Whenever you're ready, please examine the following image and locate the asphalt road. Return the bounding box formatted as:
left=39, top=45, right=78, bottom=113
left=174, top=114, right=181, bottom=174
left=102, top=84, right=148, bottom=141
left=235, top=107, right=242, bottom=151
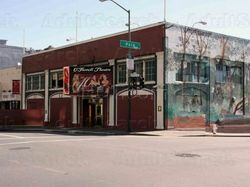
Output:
left=0, top=132, right=250, bottom=187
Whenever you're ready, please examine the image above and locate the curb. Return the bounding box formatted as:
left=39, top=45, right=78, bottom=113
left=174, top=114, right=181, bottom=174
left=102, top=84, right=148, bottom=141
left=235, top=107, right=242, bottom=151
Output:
left=2, top=128, right=250, bottom=137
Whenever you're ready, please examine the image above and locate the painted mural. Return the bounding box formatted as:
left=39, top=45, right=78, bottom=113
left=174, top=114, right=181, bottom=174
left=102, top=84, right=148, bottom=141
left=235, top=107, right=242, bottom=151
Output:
left=165, top=23, right=250, bottom=127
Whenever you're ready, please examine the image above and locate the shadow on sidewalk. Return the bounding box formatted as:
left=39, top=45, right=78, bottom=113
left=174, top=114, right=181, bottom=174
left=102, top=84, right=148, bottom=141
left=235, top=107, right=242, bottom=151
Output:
left=0, top=126, right=161, bottom=137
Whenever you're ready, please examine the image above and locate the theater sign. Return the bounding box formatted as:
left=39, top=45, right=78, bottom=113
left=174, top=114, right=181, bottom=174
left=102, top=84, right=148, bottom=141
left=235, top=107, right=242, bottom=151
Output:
left=63, top=66, right=113, bottom=96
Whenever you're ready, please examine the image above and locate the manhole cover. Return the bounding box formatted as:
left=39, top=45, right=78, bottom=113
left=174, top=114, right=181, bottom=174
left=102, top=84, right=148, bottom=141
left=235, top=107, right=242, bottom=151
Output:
left=9, top=147, right=31, bottom=151
left=175, top=153, right=201, bottom=158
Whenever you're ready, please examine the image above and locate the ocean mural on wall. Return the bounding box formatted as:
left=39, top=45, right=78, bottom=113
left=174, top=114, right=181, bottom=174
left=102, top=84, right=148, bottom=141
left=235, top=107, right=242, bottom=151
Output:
left=165, top=23, right=250, bottom=127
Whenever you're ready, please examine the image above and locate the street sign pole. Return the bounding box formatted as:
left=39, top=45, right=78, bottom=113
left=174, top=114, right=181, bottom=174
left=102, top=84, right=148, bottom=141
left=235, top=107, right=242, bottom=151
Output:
left=100, top=0, right=138, bottom=132
left=127, top=10, right=132, bottom=133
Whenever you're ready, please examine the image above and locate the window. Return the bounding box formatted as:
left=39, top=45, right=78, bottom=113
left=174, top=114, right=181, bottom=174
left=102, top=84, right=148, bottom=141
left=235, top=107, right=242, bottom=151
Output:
left=58, top=72, right=63, bottom=88
left=26, top=73, right=45, bottom=91
left=26, top=76, right=32, bottom=91
left=32, top=75, right=40, bottom=90
left=215, top=63, right=243, bottom=84
left=145, top=59, right=156, bottom=81
left=51, top=73, right=57, bottom=88
left=116, top=57, right=156, bottom=85
left=175, top=53, right=209, bottom=83
left=227, top=66, right=242, bottom=84
left=117, top=64, right=127, bottom=84
left=50, top=71, right=63, bottom=89
left=40, top=74, right=45, bottom=89
left=216, top=64, right=226, bottom=83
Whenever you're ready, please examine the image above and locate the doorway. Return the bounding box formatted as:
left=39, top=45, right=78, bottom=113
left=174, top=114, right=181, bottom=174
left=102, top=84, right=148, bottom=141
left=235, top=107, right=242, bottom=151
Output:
left=82, top=98, right=103, bottom=127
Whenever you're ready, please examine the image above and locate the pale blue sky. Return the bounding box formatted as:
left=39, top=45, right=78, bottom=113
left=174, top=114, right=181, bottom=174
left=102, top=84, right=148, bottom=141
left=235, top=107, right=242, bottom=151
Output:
left=1, top=0, right=250, bottom=49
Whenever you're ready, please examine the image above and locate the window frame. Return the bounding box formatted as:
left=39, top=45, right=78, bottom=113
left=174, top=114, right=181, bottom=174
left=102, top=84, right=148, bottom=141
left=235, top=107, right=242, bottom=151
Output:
left=49, top=70, right=63, bottom=90
left=117, top=63, right=127, bottom=85
left=26, top=72, right=45, bottom=92
left=116, top=55, right=156, bottom=86
left=145, top=59, right=156, bottom=82
left=175, top=53, right=209, bottom=83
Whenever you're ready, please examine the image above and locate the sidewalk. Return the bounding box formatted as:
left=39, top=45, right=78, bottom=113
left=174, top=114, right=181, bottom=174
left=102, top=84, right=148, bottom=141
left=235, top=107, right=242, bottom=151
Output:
left=133, top=130, right=250, bottom=137
left=0, top=126, right=128, bottom=136
left=1, top=126, right=250, bottom=137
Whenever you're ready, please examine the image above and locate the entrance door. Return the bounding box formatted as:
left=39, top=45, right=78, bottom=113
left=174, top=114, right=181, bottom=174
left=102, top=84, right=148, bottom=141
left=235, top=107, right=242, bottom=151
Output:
left=82, top=99, right=103, bottom=127
left=95, top=103, right=103, bottom=126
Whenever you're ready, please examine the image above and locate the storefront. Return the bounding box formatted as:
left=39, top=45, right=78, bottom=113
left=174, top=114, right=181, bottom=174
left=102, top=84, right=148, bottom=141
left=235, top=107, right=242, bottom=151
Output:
left=63, top=65, right=113, bottom=128
left=22, top=22, right=165, bottom=131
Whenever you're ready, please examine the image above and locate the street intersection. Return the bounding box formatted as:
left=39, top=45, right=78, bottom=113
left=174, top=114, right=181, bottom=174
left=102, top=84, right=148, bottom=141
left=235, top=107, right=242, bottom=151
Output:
left=0, top=131, right=250, bottom=187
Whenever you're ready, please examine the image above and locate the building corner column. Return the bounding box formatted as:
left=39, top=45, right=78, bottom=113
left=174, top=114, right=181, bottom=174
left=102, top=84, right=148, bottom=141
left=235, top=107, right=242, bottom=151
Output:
left=21, top=73, right=26, bottom=109
left=44, top=70, right=49, bottom=124
left=156, top=51, right=164, bottom=130
left=72, top=96, right=78, bottom=126
left=108, top=59, right=115, bottom=127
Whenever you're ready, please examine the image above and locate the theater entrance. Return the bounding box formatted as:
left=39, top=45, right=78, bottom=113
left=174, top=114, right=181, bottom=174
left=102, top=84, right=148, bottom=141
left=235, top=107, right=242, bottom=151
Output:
left=82, top=98, right=103, bottom=127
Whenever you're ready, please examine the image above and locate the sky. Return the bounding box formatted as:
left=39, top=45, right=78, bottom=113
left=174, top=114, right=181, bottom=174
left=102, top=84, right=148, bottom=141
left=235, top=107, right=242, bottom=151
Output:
left=1, top=0, right=250, bottom=49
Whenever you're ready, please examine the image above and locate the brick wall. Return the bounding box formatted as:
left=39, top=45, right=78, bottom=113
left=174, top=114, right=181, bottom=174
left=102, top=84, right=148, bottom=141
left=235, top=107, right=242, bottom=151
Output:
left=0, top=109, right=44, bottom=127
left=173, top=115, right=206, bottom=128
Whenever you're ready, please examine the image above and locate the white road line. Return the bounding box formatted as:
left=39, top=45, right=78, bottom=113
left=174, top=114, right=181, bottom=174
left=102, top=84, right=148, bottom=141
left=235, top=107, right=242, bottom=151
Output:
left=32, top=165, right=68, bottom=175
left=0, top=134, right=24, bottom=138
left=0, top=136, right=62, bottom=141
left=9, top=160, right=67, bottom=175
left=0, top=137, right=117, bottom=146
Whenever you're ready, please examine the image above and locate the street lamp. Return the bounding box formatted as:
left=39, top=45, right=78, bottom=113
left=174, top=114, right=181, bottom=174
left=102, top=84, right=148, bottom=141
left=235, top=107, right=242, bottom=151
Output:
left=99, top=0, right=131, bottom=47
left=99, top=0, right=133, bottom=132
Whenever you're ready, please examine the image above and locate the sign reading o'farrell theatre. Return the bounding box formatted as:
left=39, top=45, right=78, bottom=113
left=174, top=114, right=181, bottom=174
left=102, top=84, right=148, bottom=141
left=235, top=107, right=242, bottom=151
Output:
left=63, top=66, right=113, bottom=96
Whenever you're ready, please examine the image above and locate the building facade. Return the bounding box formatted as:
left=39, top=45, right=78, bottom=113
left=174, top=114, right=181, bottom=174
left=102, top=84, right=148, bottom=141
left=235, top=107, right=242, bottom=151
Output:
left=0, top=40, right=23, bottom=69
left=0, top=66, right=22, bottom=110
left=0, top=40, right=23, bottom=110
left=22, top=23, right=165, bottom=131
left=165, top=23, right=250, bottom=128
left=21, top=22, right=250, bottom=130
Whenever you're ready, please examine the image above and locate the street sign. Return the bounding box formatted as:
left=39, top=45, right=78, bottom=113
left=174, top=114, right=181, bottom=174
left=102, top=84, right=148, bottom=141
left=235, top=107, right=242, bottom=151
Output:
left=120, top=40, right=141, bottom=50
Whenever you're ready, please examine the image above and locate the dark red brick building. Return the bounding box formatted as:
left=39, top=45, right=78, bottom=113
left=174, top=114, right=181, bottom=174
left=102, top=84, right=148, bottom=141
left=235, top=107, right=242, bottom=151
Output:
left=21, top=22, right=166, bottom=131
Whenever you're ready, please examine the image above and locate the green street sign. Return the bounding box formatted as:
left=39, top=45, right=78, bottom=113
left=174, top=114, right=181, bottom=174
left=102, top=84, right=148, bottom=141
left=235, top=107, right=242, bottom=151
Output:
left=120, top=40, right=141, bottom=50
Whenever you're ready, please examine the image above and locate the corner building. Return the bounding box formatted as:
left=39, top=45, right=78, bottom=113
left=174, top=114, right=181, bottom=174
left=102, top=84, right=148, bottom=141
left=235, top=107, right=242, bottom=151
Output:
left=22, top=22, right=250, bottom=131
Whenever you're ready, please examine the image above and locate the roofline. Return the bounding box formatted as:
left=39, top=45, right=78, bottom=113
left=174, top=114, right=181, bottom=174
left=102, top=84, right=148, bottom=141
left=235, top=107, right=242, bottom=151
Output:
left=0, top=45, right=24, bottom=50
left=24, top=21, right=165, bottom=58
left=0, top=65, right=21, bottom=71
left=167, top=22, right=250, bottom=42
left=24, top=20, right=250, bottom=59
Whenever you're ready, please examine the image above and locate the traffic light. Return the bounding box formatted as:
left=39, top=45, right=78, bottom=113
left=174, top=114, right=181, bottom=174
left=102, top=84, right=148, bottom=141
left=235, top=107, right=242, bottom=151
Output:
left=128, top=73, right=145, bottom=90
left=128, top=77, right=137, bottom=90
left=139, top=76, right=145, bottom=89
left=132, top=77, right=137, bottom=89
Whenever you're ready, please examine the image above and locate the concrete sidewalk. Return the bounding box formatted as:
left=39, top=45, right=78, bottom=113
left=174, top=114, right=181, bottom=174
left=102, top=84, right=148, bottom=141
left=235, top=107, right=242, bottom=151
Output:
left=0, top=126, right=126, bottom=136
left=133, top=130, right=250, bottom=137
left=2, top=126, right=250, bottom=137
